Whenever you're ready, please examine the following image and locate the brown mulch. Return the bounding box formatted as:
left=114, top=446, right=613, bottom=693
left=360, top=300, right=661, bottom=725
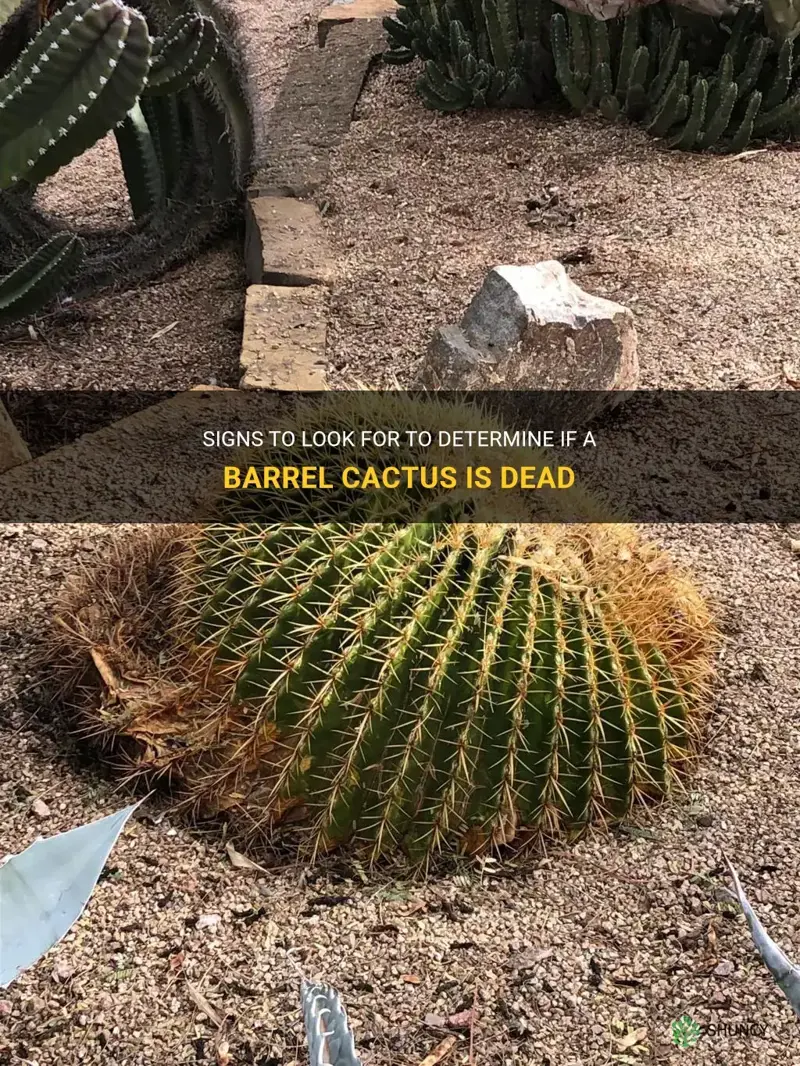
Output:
left=322, top=64, right=800, bottom=390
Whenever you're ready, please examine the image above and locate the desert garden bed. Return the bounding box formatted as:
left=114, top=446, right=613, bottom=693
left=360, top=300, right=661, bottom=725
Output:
left=322, top=64, right=800, bottom=389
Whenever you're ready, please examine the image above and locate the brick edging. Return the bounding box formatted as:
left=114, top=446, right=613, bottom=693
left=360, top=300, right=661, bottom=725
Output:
left=239, top=7, right=395, bottom=391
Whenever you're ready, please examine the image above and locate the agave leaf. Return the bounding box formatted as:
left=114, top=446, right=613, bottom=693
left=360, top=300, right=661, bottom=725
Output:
left=724, top=853, right=800, bottom=1018
left=0, top=801, right=141, bottom=987
left=301, top=980, right=362, bottom=1066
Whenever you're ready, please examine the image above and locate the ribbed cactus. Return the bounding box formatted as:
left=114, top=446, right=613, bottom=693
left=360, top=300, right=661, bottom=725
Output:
left=389, top=0, right=800, bottom=150
left=51, top=511, right=715, bottom=866
left=0, top=231, right=84, bottom=322
left=550, top=4, right=800, bottom=148
left=0, top=0, right=248, bottom=323
left=0, top=0, right=152, bottom=190
left=113, top=12, right=218, bottom=219
left=385, top=0, right=556, bottom=110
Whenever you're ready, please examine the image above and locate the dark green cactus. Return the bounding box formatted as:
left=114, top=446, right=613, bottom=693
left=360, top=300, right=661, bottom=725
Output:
left=391, top=0, right=800, bottom=152
left=112, top=12, right=218, bottom=220
left=0, top=0, right=151, bottom=190
left=144, top=11, right=218, bottom=97
left=0, top=0, right=250, bottom=325
left=549, top=5, right=800, bottom=151
left=0, top=232, right=84, bottom=322
left=386, top=0, right=556, bottom=111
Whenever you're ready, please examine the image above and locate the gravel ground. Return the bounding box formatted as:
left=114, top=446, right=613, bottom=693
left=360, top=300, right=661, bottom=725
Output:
left=322, top=64, right=800, bottom=389
left=0, top=0, right=325, bottom=390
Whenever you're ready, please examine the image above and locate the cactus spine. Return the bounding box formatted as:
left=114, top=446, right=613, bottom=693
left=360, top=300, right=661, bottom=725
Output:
left=53, top=516, right=714, bottom=866
left=0, top=232, right=84, bottom=322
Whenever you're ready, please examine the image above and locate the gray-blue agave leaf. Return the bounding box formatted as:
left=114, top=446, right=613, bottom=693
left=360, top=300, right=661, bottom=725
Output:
left=0, top=801, right=141, bottom=987
left=301, top=980, right=362, bottom=1066
left=725, top=855, right=800, bottom=1018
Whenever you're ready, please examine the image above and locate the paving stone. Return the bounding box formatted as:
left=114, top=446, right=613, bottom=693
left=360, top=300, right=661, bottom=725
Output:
left=245, top=196, right=335, bottom=287
left=240, top=284, right=327, bottom=390
left=318, top=0, right=397, bottom=45
left=249, top=21, right=386, bottom=198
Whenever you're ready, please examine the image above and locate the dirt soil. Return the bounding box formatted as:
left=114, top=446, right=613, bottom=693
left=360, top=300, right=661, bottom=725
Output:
left=2, top=40, right=800, bottom=1066
left=322, top=65, right=800, bottom=389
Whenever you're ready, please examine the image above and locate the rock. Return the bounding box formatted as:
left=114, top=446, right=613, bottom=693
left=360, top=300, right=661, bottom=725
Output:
left=418, top=261, right=638, bottom=424
left=245, top=197, right=335, bottom=288
left=240, top=285, right=327, bottom=391
left=30, top=797, right=51, bottom=818
left=318, top=0, right=397, bottom=46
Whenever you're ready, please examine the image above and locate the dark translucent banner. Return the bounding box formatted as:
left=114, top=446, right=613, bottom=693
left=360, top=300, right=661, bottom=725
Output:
left=0, top=390, right=797, bottom=523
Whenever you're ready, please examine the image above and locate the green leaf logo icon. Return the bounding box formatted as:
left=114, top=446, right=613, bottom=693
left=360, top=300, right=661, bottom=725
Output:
left=671, top=1015, right=702, bottom=1048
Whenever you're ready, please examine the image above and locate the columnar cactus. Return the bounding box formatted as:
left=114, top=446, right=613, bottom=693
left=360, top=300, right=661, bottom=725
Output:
left=52, top=514, right=715, bottom=866
left=551, top=5, right=800, bottom=148
left=0, top=0, right=246, bottom=322
left=0, top=231, right=84, bottom=322
left=387, top=0, right=800, bottom=151
left=0, top=0, right=152, bottom=190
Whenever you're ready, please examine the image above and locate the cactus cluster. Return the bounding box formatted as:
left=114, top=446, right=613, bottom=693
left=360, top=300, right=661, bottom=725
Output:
left=551, top=5, right=800, bottom=149
left=51, top=515, right=714, bottom=865
left=385, top=0, right=557, bottom=109
left=0, top=0, right=250, bottom=324
left=386, top=0, right=800, bottom=152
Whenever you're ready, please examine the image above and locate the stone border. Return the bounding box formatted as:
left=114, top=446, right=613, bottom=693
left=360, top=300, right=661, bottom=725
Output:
left=240, top=3, right=395, bottom=391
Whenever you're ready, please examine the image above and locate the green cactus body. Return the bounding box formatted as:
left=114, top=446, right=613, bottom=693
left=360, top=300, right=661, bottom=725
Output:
left=145, top=12, right=218, bottom=97
left=114, top=101, right=164, bottom=220
left=0, top=0, right=151, bottom=190
left=55, top=510, right=713, bottom=867
left=551, top=12, right=588, bottom=111
left=669, top=76, right=707, bottom=148
left=0, top=231, right=84, bottom=321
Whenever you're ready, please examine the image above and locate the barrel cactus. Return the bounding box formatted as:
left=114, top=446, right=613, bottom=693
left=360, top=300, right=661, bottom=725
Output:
left=51, top=511, right=714, bottom=866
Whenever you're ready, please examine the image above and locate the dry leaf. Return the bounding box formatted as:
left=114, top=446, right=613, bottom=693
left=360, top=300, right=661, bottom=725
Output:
left=186, top=981, right=225, bottom=1028
left=617, top=1025, right=648, bottom=1050
left=447, top=1008, right=477, bottom=1030
left=168, top=951, right=185, bottom=974
left=225, top=841, right=267, bottom=873
left=417, top=1035, right=457, bottom=1066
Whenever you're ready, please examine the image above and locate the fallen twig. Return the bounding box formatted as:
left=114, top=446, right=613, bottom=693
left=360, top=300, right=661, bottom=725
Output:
left=418, top=1035, right=457, bottom=1066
